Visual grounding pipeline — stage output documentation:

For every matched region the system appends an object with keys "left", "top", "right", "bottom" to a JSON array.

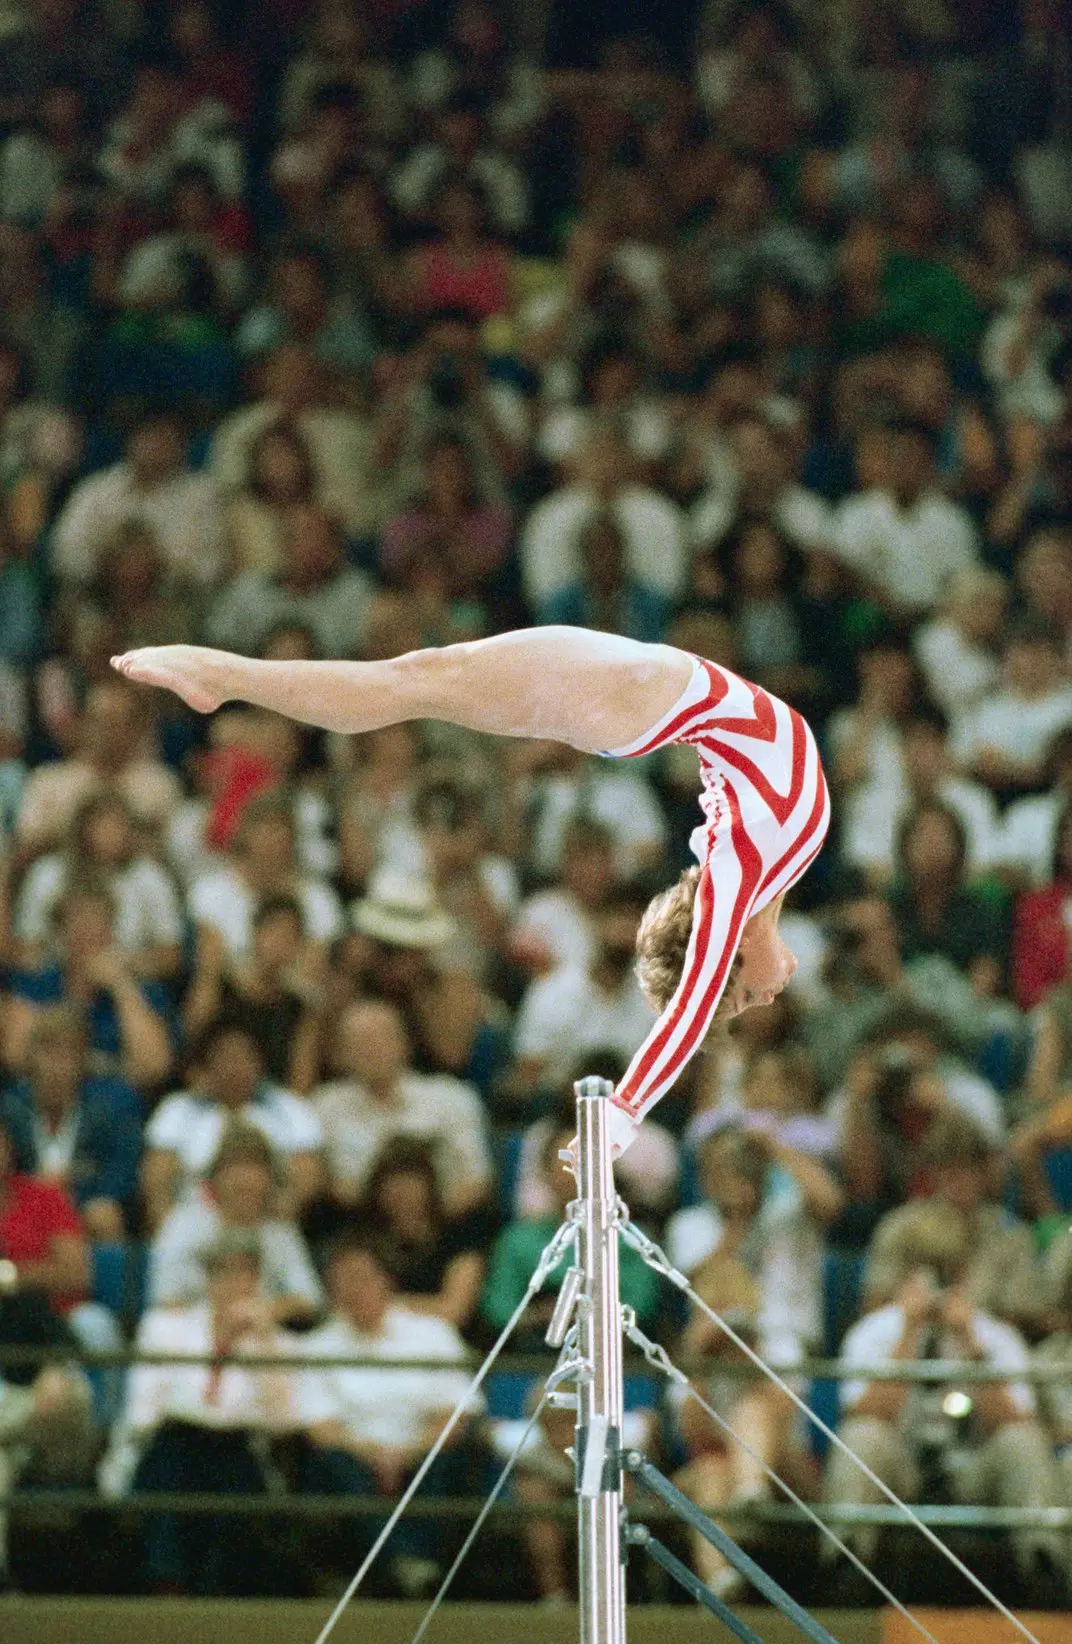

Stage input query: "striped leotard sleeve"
[{"left": 601, "top": 654, "right": 830, "bottom": 1151}]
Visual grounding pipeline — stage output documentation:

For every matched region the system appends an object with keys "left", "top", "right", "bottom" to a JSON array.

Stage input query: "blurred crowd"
[{"left": 0, "top": 0, "right": 1071, "bottom": 1610}]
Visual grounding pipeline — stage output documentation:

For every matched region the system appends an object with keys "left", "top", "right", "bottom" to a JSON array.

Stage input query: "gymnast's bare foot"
[{"left": 110, "top": 645, "right": 231, "bottom": 714}]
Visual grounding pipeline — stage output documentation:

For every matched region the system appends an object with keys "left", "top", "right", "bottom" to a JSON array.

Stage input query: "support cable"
[
  {"left": 311, "top": 1216, "right": 576, "bottom": 1644},
  {"left": 621, "top": 1311, "right": 942, "bottom": 1644},
  {"left": 619, "top": 1215, "right": 1042, "bottom": 1644}
]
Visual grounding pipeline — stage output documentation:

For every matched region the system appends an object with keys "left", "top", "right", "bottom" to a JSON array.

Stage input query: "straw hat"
[{"left": 350, "top": 864, "right": 456, "bottom": 950}]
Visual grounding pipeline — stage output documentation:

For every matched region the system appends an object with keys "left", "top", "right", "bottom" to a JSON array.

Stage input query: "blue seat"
[
  {"left": 494, "top": 1129, "right": 526, "bottom": 1217},
  {"left": 821, "top": 1248, "right": 865, "bottom": 1355},
  {"left": 1045, "top": 1147, "right": 1072, "bottom": 1212},
  {"left": 90, "top": 1241, "right": 148, "bottom": 1328}
]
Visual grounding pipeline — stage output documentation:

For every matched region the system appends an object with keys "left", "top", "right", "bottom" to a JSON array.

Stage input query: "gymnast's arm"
[{"left": 110, "top": 628, "right": 694, "bottom": 755}]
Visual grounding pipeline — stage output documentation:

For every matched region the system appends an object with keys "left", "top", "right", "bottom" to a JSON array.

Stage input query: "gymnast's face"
[{"left": 717, "top": 896, "right": 797, "bottom": 1020}]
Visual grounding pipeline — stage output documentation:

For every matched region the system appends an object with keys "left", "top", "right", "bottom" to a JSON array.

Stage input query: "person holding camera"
[{"left": 823, "top": 1203, "right": 1068, "bottom": 1606}]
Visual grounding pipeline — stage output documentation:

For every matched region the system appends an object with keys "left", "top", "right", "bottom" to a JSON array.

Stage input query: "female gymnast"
[{"left": 111, "top": 628, "right": 830, "bottom": 1155}]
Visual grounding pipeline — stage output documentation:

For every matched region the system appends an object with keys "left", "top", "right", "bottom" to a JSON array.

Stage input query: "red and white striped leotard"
[{"left": 602, "top": 653, "right": 830, "bottom": 1152}]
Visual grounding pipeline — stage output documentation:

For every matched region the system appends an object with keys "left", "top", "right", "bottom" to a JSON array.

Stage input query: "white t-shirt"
[
  {"left": 519, "top": 483, "right": 688, "bottom": 608},
  {"left": 123, "top": 1304, "right": 294, "bottom": 1436},
  {"left": 188, "top": 863, "right": 344, "bottom": 957},
  {"left": 145, "top": 1085, "right": 324, "bottom": 1198},
  {"left": 666, "top": 1182, "right": 822, "bottom": 1365},
  {"left": 691, "top": 483, "right": 833, "bottom": 556},
  {"left": 15, "top": 853, "right": 185, "bottom": 951},
  {"left": 296, "top": 1308, "right": 479, "bottom": 1448},
  {"left": 914, "top": 619, "right": 1001, "bottom": 719},
  {"left": 833, "top": 489, "right": 978, "bottom": 613},
  {"left": 952, "top": 687, "right": 1072, "bottom": 771},
  {"left": 524, "top": 765, "right": 668, "bottom": 880},
  {"left": 510, "top": 888, "right": 597, "bottom": 977},
  {"left": 51, "top": 462, "right": 227, "bottom": 588},
  {"left": 313, "top": 1071, "right": 492, "bottom": 1204},
  {"left": 513, "top": 966, "right": 655, "bottom": 1086},
  {"left": 840, "top": 1303, "right": 1035, "bottom": 1419},
  {"left": 841, "top": 774, "right": 1001, "bottom": 881},
  {"left": 148, "top": 1195, "right": 324, "bottom": 1310},
  {"left": 1001, "top": 792, "right": 1064, "bottom": 886}
]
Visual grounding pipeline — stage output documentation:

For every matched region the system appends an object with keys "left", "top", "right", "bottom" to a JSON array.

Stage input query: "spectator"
[
  {"left": 341, "top": 864, "right": 509, "bottom": 1090},
  {"left": 15, "top": 681, "right": 181, "bottom": 860},
  {"left": 0, "top": 1359, "right": 96, "bottom": 1591},
  {"left": 211, "top": 343, "right": 383, "bottom": 542},
  {"left": 952, "top": 618, "right": 1072, "bottom": 797},
  {"left": 510, "top": 885, "right": 655, "bottom": 1105},
  {"left": 507, "top": 738, "right": 667, "bottom": 883},
  {"left": 206, "top": 502, "right": 375, "bottom": 659},
  {"left": 379, "top": 433, "right": 513, "bottom": 625},
  {"left": 313, "top": 998, "right": 492, "bottom": 1217},
  {"left": 535, "top": 336, "right": 673, "bottom": 483},
  {"left": 373, "top": 308, "right": 528, "bottom": 501},
  {"left": 406, "top": 175, "right": 513, "bottom": 323},
  {"left": 863, "top": 1111, "right": 1045, "bottom": 1335},
  {"left": 1000, "top": 727, "right": 1072, "bottom": 888},
  {"left": 842, "top": 707, "right": 1001, "bottom": 887},
  {"left": 913, "top": 568, "right": 1009, "bottom": 722},
  {"left": 113, "top": 164, "right": 247, "bottom": 322},
  {"left": 108, "top": 1232, "right": 294, "bottom": 1595},
  {"left": 141, "top": 1015, "right": 324, "bottom": 1231},
  {"left": 0, "top": 1108, "right": 122, "bottom": 1371},
  {"left": 519, "top": 423, "right": 687, "bottom": 615},
  {"left": 148, "top": 1121, "right": 323, "bottom": 1324},
  {"left": 298, "top": 1224, "right": 483, "bottom": 1596},
  {"left": 358, "top": 1137, "right": 490, "bottom": 1332},
  {"left": 668, "top": 1126, "right": 840, "bottom": 1370},
  {"left": 76, "top": 522, "right": 202, "bottom": 658},
  {"left": 1033, "top": 1228, "right": 1072, "bottom": 1501},
  {"left": 13, "top": 790, "right": 184, "bottom": 980},
  {"left": 829, "top": 1014, "right": 1007, "bottom": 1244},
  {"left": 482, "top": 1124, "right": 661, "bottom": 1345},
  {"left": 0, "top": 1004, "right": 142, "bottom": 1241},
  {"left": 188, "top": 793, "right": 344, "bottom": 962},
  {"left": 0, "top": 80, "right": 90, "bottom": 228},
  {"left": 183, "top": 897, "right": 328, "bottom": 1094},
  {"left": 237, "top": 240, "right": 374, "bottom": 379},
  {"left": 391, "top": 90, "right": 527, "bottom": 238},
  {"left": 538, "top": 512, "right": 673, "bottom": 643},
  {"left": 98, "top": 58, "right": 244, "bottom": 205},
  {"left": 1010, "top": 804, "right": 1072, "bottom": 1010},
  {"left": 410, "top": 772, "right": 518, "bottom": 984},
  {"left": 828, "top": 642, "right": 928, "bottom": 873},
  {"left": 51, "top": 410, "right": 226, "bottom": 590},
  {"left": 823, "top": 1205, "right": 1068, "bottom": 1609},
  {"left": 514, "top": 1052, "right": 679, "bottom": 1223},
  {"left": 888, "top": 801, "right": 1011, "bottom": 995},
  {"left": 2, "top": 879, "right": 175, "bottom": 1089},
  {"left": 509, "top": 816, "right": 616, "bottom": 979},
  {"left": 224, "top": 422, "right": 319, "bottom": 578},
  {"left": 832, "top": 417, "right": 978, "bottom": 619},
  {"left": 691, "top": 413, "right": 832, "bottom": 562}
]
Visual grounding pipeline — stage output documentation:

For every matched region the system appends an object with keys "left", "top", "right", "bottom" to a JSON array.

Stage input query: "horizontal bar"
[
  {"left": 1, "top": 1344, "right": 1070, "bottom": 1382},
  {"left": 9, "top": 1490, "right": 1072, "bottom": 1530},
  {"left": 634, "top": 1532, "right": 770, "bottom": 1644},
  {"left": 626, "top": 1459, "right": 841, "bottom": 1644}
]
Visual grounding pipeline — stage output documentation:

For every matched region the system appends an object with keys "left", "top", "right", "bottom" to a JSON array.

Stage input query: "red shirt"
[
  {"left": 0, "top": 1174, "right": 86, "bottom": 1315},
  {"left": 1011, "top": 880, "right": 1072, "bottom": 1011}
]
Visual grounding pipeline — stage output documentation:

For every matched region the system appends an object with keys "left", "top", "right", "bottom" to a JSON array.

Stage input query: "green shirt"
[{"left": 481, "top": 1216, "right": 663, "bottom": 1332}]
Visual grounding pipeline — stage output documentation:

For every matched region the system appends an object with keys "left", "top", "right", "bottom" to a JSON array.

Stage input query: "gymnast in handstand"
[{"left": 112, "top": 628, "right": 830, "bottom": 1153}]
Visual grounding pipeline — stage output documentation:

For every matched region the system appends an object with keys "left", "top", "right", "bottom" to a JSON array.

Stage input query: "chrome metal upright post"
[{"left": 573, "top": 1076, "right": 627, "bottom": 1644}]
